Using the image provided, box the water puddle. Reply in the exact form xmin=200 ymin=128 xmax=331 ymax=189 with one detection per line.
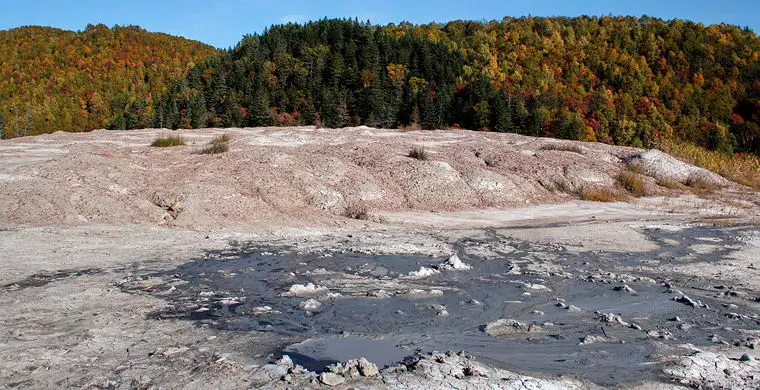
xmin=283 ymin=337 xmax=409 ymax=371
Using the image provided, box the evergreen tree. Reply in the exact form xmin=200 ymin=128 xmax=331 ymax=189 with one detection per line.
xmin=0 ymin=112 xmax=6 ymax=139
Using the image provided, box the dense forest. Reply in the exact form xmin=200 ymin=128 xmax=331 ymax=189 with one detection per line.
xmin=2 ymin=17 xmax=760 ymax=157
xmin=0 ymin=24 xmax=217 ymax=136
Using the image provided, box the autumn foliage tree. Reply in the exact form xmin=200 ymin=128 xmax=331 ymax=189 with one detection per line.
xmin=0 ymin=24 xmax=217 ymax=136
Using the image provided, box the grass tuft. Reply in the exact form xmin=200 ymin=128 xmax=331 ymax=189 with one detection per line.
xmin=151 ymin=135 xmax=185 ymax=147
xmin=618 ymin=170 xmax=647 ymax=197
xmin=685 ymin=176 xmax=718 ymax=195
xmin=656 ymin=178 xmax=682 ymax=190
xmin=408 ymin=146 xmax=429 ymax=161
xmin=579 ymin=187 xmax=627 ymax=202
xmin=199 ymin=134 xmax=231 ymax=154
xmin=541 ymin=142 xmax=584 ymax=154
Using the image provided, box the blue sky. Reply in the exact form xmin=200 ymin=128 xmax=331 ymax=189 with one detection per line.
xmin=2 ymin=0 xmax=759 ymax=48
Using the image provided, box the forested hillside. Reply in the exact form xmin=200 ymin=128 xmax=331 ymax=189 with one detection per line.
xmin=3 ymin=17 xmax=760 ymax=159
xmin=155 ymin=17 xmax=760 ymax=157
xmin=0 ymin=24 xmax=217 ymax=137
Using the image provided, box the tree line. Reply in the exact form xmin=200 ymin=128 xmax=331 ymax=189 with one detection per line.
xmin=2 ymin=17 xmax=760 ymax=157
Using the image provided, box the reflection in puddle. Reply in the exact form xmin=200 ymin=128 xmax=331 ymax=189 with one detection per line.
xmin=283 ymin=337 xmax=409 ymax=372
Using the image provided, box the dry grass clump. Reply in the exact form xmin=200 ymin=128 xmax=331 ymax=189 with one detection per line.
xmin=579 ymin=187 xmax=627 ymax=202
xmin=343 ymin=201 xmax=369 ymax=220
xmin=660 ymin=139 xmax=760 ymax=189
xmin=541 ymin=142 xmax=584 ymax=154
xmin=627 ymin=162 xmax=645 ymax=174
xmin=618 ymin=170 xmax=647 ymax=197
xmin=150 ymin=135 xmax=185 ymax=147
xmin=200 ymin=134 xmax=231 ymax=154
xmin=656 ymin=178 xmax=683 ymax=190
xmin=408 ymin=146 xmax=429 ymax=161
xmin=685 ymin=176 xmax=718 ymax=195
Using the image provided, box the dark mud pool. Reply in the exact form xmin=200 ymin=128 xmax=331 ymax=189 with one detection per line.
xmin=133 ymin=225 xmax=760 ymax=386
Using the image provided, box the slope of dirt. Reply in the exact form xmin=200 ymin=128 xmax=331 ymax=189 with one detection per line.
xmin=0 ymin=126 xmax=756 ymax=230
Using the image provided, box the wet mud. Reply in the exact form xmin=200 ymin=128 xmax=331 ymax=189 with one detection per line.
xmin=125 ymin=225 xmax=760 ymax=387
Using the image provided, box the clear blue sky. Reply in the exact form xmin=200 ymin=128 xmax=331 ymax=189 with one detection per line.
xmin=2 ymin=0 xmax=759 ymax=48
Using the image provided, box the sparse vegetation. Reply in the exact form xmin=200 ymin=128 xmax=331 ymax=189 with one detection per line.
xmin=343 ymin=201 xmax=369 ymax=220
xmin=541 ymin=143 xmax=584 ymax=154
xmin=150 ymin=135 xmax=185 ymax=147
xmin=579 ymin=187 xmax=627 ymax=202
xmin=199 ymin=134 xmax=231 ymax=154
xmin=627 ymin=162 xmax=645 ymax=175
xmin=661 ymin=139 xmax=760 ymax=189
xmin=408 ymin=146 xmax=429 ymax=161
xmin=656 ymin=178 xmax=683 ymax=190
xmin=618 ymin=170 xmax=647 ymax=197
xmin=685 ymin=175 xmax=718 ymax=195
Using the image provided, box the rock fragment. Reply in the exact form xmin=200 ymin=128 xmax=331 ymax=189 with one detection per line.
xmin=484 ymin=319 xmax=543 ymax=337
xmin=298 ymin=298 xmax=322 ymax=311
xmin=438 ymin=254 xmax=472 ymax=271
xmin=319 ymin=372 xmax=345 ymax=386
xmin=281 ymin=283 xmax=328 ymax=297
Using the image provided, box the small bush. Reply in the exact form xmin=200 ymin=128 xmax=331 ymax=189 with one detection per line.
xmin=541 ymin=142 xmax=584 ymax=154
xmin=151 ymin=135 xmax=184 ymax=147
xmin=343 ymin=201 xmax=369 ymax=220
xmin=199 ymin=134 xmax=231 ymax=154
xmin=408 ymin=146 xmax=428 ymax=161
xmin=579 ymin=188 xmax=627 ymax=202
xmin=618 ymin=170 xmax=647 ymax=197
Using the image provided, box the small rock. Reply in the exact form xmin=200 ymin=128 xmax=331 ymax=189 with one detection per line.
xmin=614 ymin=284 xmax=636 ymax=293
xmin=250 ymin=306 xmax=279 ymax=315
xmin=674 ymin=294 xmax=708 ymax=308
xmin=439 ymin=254 xmax=472 ymax=271
xmin=578 ymin=335 xmax=621 ymax=345
xmin=357 ymin=357 xmax=379 ymax=377
xmin=319 ymin=372 xmax=346 ymax=386
xmin=597 ymin=312 xmax=630 ymax=327
xmin=405 ymin=266 xmax=440 ymax=279
xmin=566 ymin=304 xmax=583 ymax=312
xmin=367 ymin=289 xmax=391 ymax=298
xmin=275 ymin=355 xmax=294 ymax=368
xmin=298 ymin=298 xmax=322 ymax=311
xmin=484 ymin=319 xmax=542 ymax=337
xmin=740 ymin=353 xmax=754 ymax=362
xmin=281 ymin=283 xmax=328 ymax=297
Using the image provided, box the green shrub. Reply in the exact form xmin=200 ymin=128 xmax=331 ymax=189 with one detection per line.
xmin=151 ymin=135 xmax=184 ymax=147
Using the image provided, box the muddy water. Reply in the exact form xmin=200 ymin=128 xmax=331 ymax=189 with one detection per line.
xmin=143 ymin=225 xmax=760 ymax=386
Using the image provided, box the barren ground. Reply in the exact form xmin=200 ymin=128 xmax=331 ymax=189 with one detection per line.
xmin=1 ymin=127 xmax=759 ymax=389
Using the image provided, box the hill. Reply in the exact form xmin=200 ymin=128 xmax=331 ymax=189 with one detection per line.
xmin=153 ymin=17 xmax=760 ymax=160
xmin=0 ymin=24 xmax=218 ymax=136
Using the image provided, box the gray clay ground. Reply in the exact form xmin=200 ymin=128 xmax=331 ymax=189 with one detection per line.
xmin=1 ymin=127 xmax=759 ymax=389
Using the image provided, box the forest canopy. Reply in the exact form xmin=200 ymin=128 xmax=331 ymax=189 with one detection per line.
xmin=0 ymin=24 xmax=218 ymax=136
xmin=3 ymin=17 xmax=760 ymax=156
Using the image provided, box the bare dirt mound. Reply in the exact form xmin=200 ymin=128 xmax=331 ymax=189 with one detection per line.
xmin=0 ymin=126 xmax=752 ymax=230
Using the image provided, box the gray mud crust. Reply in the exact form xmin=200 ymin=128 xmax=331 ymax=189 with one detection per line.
xmin=109 ymin=224 xmax=760 ymax=389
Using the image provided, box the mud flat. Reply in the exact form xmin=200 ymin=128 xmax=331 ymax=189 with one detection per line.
xmin=1 ymin=127 xmax=759 ymax=389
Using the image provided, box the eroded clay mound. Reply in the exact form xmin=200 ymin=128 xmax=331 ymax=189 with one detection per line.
xmin=0 ymin=127 xmax=731 ymax=229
